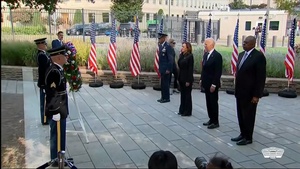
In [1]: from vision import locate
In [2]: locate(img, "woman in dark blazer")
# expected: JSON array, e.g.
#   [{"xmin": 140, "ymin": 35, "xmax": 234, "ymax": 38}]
[{"xmin": 177, "ymin": 42, "xmax": 194, "ymax": 116}]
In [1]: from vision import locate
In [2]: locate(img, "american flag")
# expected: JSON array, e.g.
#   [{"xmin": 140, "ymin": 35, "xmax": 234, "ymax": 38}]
[
  {"xmin": 206, "ymin": 18, "xmax": 212, "ymax": 38},
  {"xmin": 154, "ymin": 18, "xmax": 164, "ymax": 77},
  {"xmin": 130, "ymin": 16, "xmax": 141, "ymax": 77},
  {"xmin": 284, "ymin": 18, "xmax": 296, "ymax": 81},
  {"xmin": 260, "ymin": 18, "xmax": 267, "ymax": 55},
  {"xmin": 107, "ymin": 18, "xmax": 117, "ymax": 75},
  {"xmin": 182, "ymin": 19, "xmax": 188, "ymax": 42},
  {"xmin": 231, "ymin": 18, "xmax": 239, "ymax": 75},
  {"xmin": 88, "ymin": 15, "xmax": 98, "ymax": 75}
]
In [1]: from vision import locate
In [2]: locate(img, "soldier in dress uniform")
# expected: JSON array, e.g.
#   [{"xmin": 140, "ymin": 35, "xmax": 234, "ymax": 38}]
[
  {"xmin": 157, "ymin": 33, "xmax": 174, "ymax": 103},
  {"xmin": 44, "ymin": 46, "xmax": 69, "ymax": 166},
  {"xmin": 34, "ymin": 38, "xmax": 50, "ymax": 125}
]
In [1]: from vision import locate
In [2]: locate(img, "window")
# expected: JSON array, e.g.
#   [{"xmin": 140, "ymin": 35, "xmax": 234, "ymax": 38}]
[
  {"xmin": 165, "ymin": 0, "xmax": 168, "ymax": 5},
  {"xmin": 181, "ymin": 0, "xmax": 184, "ymax": 6},
  {"xmin": 159, "ymin": 0, "xmax": 162, "ymax": 4},
  {"xmin": 269, "ymin": 21, "xmax": 279, "ymax": 30},
  {"xmin": 154, "ymin": 13, "xmax": 157, "ymax": 20},
  {"xmin": 145, "ymin": 0, "xmax": 149, "ymax": 2},
  {"xmin": 88, "ymin": 13, "xmax": 95, "ymax": 23},
  {"xmin": 186, "ymin": 0, "xmax": 189, "ymax": 7},
  {"xmin": 75, "ymin": 0, "xmax": 81, "ymax": 2},
  {"xmin": 176, "ymin": 0, "xmax": 179, "ymax": 6},
  {"xmin": 146, "ymin": 13, "xmax": 150, "ymax": 21},
  {"xmin": 102, "ymin": 13, "xmax": 109, "ymax": 23},
  {"xmin": 153, "ymin": 0, "xmax": 156, "ymax": 4},
  {"xmin": 171, "ymin": 0, "xmax": 174, "ymax": 5},
  {"xmin": 245, "ymin": 21, "xmax": 251, "ymax": 30}
]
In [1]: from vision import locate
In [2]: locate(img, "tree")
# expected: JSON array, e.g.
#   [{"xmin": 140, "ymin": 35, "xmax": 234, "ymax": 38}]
[
  {"xmin": 73, "ymin": 9, "xmax": 82, "ymax": 24},
  {"xmin": 274, "ymin": 0, "xmax": 300, "ymax": 15},
  {"xmin": 229, "ymin": 0, "xmax": 248, "ymax": 9},
  {"xmin": 111, "ymin": 0, "xmax": 143, "ymax": 23},
  {"xmin": 7, "ymin": 8, "xmax": 33, "ymax": 24},
  {"xmin": 158, "ymin": 9, "xmax": 164, "ymax": 16},
  {"xmin": 2, "ymin": 0, "xmax": 95, "ymax": 13}
]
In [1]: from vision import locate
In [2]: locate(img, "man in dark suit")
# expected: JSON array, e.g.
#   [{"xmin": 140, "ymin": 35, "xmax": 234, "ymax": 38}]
[
  {"xmin": 200, "ymin": 38, "xmax": 223, "ymax": 129},
  {"xmin": 231, "ymin": 36, "xmax": 266, "ymax": 146},
  {"xmin": 157, "ymin": 33, "xmax": 174, "ymax": 103},
  {"xmin": 52, "ymin": 31, "xmax": 64, "ymax": 49},
  {"xmin": 34, "ymin": 38, "xmax": 51, "ymax": 125}
]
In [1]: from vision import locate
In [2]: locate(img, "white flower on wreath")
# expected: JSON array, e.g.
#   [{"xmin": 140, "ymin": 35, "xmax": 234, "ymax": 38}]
[
  {"xmin": 67, "ymin": 50, "xmax": 72, "ymax": 55},
  {"xmin": 71, "ymin": 60, "xmax": 75, "ymax": 64}
]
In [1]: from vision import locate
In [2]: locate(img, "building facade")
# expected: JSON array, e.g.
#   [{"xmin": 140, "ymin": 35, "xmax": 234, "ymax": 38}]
[{"xmin": 197, "ymin": 10, "xmax": 288, "ymax": 40}]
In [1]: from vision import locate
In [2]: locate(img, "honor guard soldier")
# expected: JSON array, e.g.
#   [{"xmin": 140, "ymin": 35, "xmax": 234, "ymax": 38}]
[
  {"xmin": 44, "ymin": 46, "xmax": 69, "ymax": 167},
  {"xmin": 157, "ymin": 33, "xmax": 174, "ymax": 103},
  {"xmin": 34, "ymin": 38, "xmax": 50, "ymax": 125}
]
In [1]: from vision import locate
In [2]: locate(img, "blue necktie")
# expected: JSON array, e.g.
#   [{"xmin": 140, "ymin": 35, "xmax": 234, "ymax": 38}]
[{"xmin": 238, "ymin": 52, "xmax": 248, "ymax": 69}]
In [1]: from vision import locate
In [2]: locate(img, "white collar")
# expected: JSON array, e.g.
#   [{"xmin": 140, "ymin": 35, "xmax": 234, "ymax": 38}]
[
  {"xmin": 245, "ymin": 48, "xmax": 255, "ymax": 55},
  {"xmin": 207, "ymin": 49, "xmax": 215, "ymax": 55},
  {"xmin": 38, "ymin": 48, "xmax": 46, "ymax": 53},
  {"xmin": 54, "ymin": 62, "xmax": 63, "ymax": 70}
]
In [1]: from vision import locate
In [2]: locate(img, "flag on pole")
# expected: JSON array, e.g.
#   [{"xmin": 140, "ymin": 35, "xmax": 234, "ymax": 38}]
[
  {"xmin": 129, "ymin": 16, "xmax": 141, "ymax": 77},
  {"xmin": 107, "ymin": 18, "xmax": 117, "ymax": 75},
  {"xmin": 88, "ymin": 15, "xmax": 98, "ymax": 75},
  {"xmin": 206, "ymin": 18, "xmax": 212, "ymax": 38},
  {"xmin": 182, "ymin": 19, "xmax": 188, "ymax": 42},
  {"xmin": 260, "ymin": 18, "xmax": 267, "ymax": 56},
  {"xmin": 284, "ymin": 18, "xmax": 296, "ymax": 81},
  {"xmin": 154, "ymin": 18, "xmax": 164, "ymax": 77},
  {"xmin": 231, "ymin": 18, "xmax": 239, "ymax": 75}
]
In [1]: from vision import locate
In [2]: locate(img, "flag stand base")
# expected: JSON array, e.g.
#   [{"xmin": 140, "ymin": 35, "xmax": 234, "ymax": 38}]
[
  {"xmin": 131, "ymin": 82, "xmax": 146, "ymax": 90},
  {"xmin": 225, "ymin": 88, "xmax": 234, "ymax": 95},
  {"xmin": 89, "ymin": 80, "xmax": 103, "ymax": 88},
  {"xmin": 66, "ymin": 92, "xmax": 89, "ymax": 143},
  {"xmin": 278, "ymin": 87, "xmax": 297, "ymax": 98},
  {"xmin": 109, "ymin": 81, "xmax": 124, "ymax": 89},
  {"xmin": 262, "ymin": 89, "xmax": 269, "ymax": 97},
  {"xmin": 153, "ymin": 84, "xmax": 161, "ymax": 91}
]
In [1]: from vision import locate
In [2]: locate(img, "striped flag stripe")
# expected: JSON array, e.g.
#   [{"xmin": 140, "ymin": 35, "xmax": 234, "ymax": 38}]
[{"xmin": 284, "ymin": 18, "xmax": 296, "ymax": 81}]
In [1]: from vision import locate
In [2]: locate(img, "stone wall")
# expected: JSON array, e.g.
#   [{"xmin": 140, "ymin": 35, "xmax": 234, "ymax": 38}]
[{"xmin": 2, "ymin": 65, "xmax": 300, "ymax": 94}]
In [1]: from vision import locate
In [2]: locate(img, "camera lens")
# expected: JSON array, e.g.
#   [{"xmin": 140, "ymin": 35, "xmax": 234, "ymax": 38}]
[{"xmin": 194, "ymin": 157, "xmax": 207, "ymax": 169}]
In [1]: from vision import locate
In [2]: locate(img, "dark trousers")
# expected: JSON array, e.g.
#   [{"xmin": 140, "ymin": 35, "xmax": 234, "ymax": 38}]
[
  {"xmin": 161, "ymin": 73, "xmax": 171, "ymax": 100},
  {"xmin": 179, "ymin": 82, "xmax": 192, "ymax": 115},
  {"xmin": 236, "ymin": 98, "xmax": 258, "ymax": 140},
  {"xmin": 169, "ymin": 64, "xmax": 178, "ymax": 89},
  {"xmin": 204, "ymin": 87, "xmax": 219, "ymax": 124},
  {"xmin": 50, "ymin": 118, "xmax": 67, "ymax": 160},
  {"xmin": 39, "ymin": 88, "xmax": 48, "ymax": 124}
]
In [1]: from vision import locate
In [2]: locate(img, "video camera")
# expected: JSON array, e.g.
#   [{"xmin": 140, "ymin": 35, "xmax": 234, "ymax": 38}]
[{"xmin": 194, "ymin": 157, "xmax": 208, "ymax": 169}]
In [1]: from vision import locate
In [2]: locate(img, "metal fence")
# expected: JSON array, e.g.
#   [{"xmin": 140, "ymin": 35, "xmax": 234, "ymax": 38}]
[{"xmin": 1, "ymin": 8, "xmax": 219, "ymax": 44}]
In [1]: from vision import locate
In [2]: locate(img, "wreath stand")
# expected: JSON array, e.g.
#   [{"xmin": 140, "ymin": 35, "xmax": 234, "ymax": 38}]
[{"xmin": 66, "ymin": 92, "xmax": 89, "ymax": 143}]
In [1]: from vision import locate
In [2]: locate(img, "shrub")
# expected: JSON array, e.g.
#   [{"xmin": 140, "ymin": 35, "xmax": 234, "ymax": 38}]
[
  {"xmin": 1, "ymin": 39, "xmax": 300, "ymax": 79},
  {"xmin": 2, "ymin": 26, "xmax": 47, "ymax": 35}
]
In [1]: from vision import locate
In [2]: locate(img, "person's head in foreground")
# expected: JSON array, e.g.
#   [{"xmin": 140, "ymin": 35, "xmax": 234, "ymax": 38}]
[
  {"xmin": 207, "ymin": 155, "xmax": 233, "ymax": 169},
  {"xmin": 148, "ymin": 150, "xmax": 178, "ymax": 169},
  {"xmin": 47, "ymin": 46, "xmax": 68, "ymax": 66}
]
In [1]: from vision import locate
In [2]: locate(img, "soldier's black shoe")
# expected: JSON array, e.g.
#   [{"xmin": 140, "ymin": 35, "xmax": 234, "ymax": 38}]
[
  {"xmin": 42, "ymin": 122, "xmax": 49, "ymax": 125},
  {"xmin": 160, "ymin": 99, "xmax": 170, "ymax": 103}
]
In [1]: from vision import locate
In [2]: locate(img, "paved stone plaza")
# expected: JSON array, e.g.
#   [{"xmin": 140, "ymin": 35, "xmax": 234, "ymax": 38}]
[{"xmin": 2, "ymin": 67, "xmax": 300, "ymax": 169}]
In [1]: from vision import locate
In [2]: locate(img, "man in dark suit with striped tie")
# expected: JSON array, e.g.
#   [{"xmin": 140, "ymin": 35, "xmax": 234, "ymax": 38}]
[
  {"xmin": 231, "ymin": 36, "xmax": 266, "ymax": 146},
  {"xmin": 200, "ymin": 38, "xmax": 223, "ymax": 129},
  {"xmin": 52, "ymin": 31, "xmax": 64, "ymax": 49}
]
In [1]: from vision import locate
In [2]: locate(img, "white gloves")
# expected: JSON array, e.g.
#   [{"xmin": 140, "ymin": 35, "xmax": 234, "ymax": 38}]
[{"xmin": 52, "ymin": 114, "xmax": 61, "ymax": 121}]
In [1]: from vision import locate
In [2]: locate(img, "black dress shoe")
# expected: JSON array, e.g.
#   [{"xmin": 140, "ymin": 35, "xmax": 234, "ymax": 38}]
[
  {"xmin": 160, "ymin": 99, "xmax": 170, "ymax": 103},
  {"xmin": 181, "ymin": 114, "xmax": 191, "ymax": 117},
  {"xmin": 203, "ymin": 120, "xmax": 212, "ymax": 126},
  {"xmin": 231, "ymin": 135, "xmax": 244, "ymax": 142},
  {"xmin": 157, "ymin": 98, "xmax": 162, "ymax": 102},
  {"xmin": 207, "ymin": 123, "xmax": 219, "ymax": 129},
  {"xmin": 42, "ymin": 122, "xmax": 49, "ymax": 125},
  {"xmin": 177, "ymin": 112, "xmax": 183, "ymax": 115},
  {"xmin": 236, "ymin": 138, "xmax": 252, "ymax": 145}
]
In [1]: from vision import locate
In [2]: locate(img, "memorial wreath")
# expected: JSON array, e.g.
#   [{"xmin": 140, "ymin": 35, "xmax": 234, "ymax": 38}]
[{"xmin": 63, "ymin": 42, "xmax": 82, "ymax": 92}]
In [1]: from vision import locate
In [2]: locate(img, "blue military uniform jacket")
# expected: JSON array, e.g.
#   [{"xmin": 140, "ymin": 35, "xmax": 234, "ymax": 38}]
[
  {"xmin": 45, "ymin": 63, "xmax": 68, "ymax": 119},
  {"xmin": 37, "ymin": 50, "xmax": 50, "ymax": 88},
  {"xmin": 158, "ymin": 42, "xmax": 174, "ymax": 75}
]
